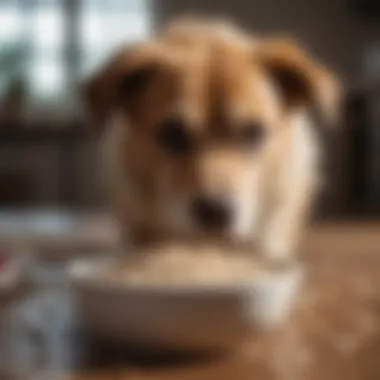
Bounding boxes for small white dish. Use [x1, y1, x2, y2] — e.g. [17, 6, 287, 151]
[69, 257, 302, 351]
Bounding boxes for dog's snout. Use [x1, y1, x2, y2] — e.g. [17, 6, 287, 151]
[192, 196, 232, 229]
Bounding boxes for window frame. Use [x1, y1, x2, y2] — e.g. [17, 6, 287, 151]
[0, 0, 153, 129]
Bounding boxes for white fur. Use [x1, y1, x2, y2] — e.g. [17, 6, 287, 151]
[263, 112, 320, 260]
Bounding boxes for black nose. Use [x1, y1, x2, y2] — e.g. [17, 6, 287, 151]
[192, 196, 232, 229]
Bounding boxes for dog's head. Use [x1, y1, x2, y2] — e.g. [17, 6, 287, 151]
[83, 20, 340, 240]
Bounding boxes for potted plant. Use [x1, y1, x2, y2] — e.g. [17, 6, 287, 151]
[0, 43, 29, 126]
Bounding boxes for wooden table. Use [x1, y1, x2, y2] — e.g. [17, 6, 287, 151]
[1, 222, 380, 380]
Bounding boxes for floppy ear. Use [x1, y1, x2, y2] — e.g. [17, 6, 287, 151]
[82, 43, 161, 130]
[256, 38, 341, 126]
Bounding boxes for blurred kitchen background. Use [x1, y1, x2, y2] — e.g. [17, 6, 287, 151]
[0, 0, 379, 217]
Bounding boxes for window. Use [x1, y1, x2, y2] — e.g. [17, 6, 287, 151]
[80, 0, 151, 75]
[0, 0, 151, 109]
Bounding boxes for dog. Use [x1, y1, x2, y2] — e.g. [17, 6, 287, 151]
[83, 18, 340, 262]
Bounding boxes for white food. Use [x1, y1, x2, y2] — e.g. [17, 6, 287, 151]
[107, 243, 265, 285]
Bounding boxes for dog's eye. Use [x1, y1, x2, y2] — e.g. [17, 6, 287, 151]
[157, 118, 193, 155]
[239, 122, 267, 149]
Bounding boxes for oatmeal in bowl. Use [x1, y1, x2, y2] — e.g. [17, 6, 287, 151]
[69, 242, 301, 351]
[105, 243, 266, 286]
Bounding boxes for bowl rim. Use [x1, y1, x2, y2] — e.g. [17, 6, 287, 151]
[68, 256, 302, 295]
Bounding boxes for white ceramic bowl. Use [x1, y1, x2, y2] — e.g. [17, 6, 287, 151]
[69, 257, 302, 351]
